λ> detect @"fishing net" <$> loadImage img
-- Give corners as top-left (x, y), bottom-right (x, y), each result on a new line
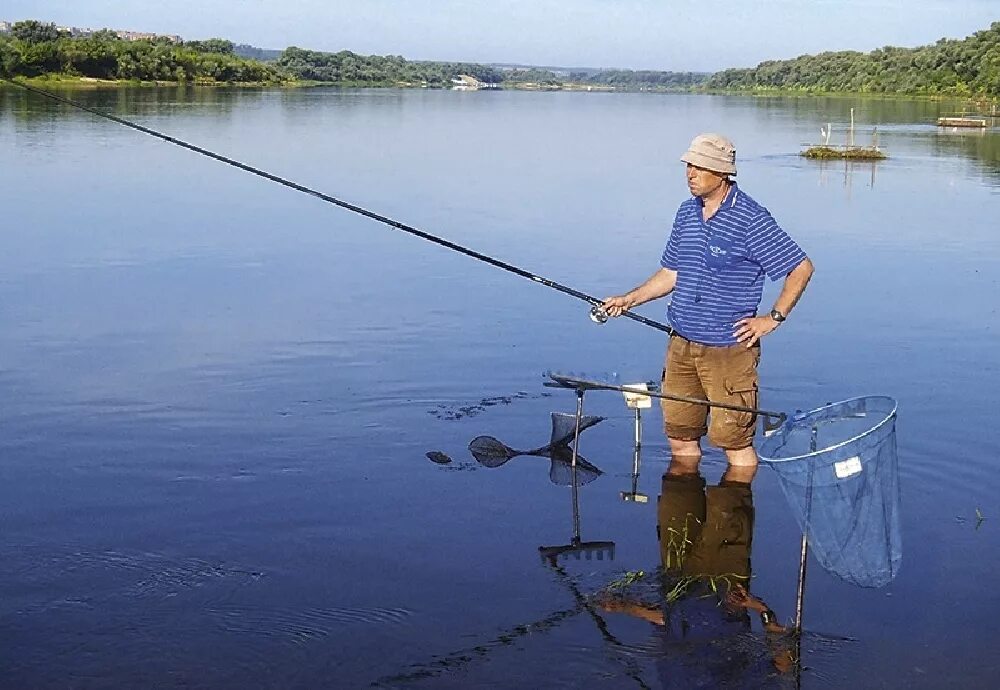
top-left (759, 396), bottom-right (901, 588)
top-left (468, 413), bottom-right (604, 486)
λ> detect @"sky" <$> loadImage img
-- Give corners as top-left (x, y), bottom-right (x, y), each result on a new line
top-left (5, 1), bottom-right (999, 72)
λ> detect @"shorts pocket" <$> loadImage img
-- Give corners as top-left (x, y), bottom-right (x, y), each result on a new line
top-left (723, 377), bottom-right (758, 431)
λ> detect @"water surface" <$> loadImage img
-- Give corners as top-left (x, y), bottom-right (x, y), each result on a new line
top-left (2, 86), bottom-right (999, 688)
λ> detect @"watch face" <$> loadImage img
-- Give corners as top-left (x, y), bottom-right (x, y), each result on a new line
top-left (770, 310), bottom-right (785, 322)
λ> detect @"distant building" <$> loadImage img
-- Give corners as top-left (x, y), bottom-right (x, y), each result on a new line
top-left (450, 74), bottom-right (501, 90)
top-left (0, 19), bottom-right (180, 42)
top-left (115, 30), bottom-right (181, 42)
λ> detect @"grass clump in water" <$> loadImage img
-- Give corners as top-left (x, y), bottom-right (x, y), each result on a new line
top-left (802, 145), bottom-right (887, 160)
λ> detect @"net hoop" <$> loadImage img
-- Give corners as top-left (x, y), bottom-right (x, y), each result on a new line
top-left (759, 395), bottom-right (897, 464)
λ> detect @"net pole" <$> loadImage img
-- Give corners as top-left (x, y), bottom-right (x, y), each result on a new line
top-left (794, 426), bottom-right (819, 682)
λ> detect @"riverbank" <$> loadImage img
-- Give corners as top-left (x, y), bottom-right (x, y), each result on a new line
top-left (5, 74), bottom-right (996, 106)
top-left (1, 74), bottom-right (294, 88)
top-left (701, 86), bottom-right (998, 104)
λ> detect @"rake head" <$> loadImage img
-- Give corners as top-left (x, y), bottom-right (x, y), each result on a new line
top-left (539, 540), bottom-right (616, 565)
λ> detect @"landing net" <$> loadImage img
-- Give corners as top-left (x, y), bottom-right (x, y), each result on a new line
top-left (759, 396), bottom-right (901, 588)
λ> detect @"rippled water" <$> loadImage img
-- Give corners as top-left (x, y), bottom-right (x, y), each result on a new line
top-left (2, 85), bottom-right (999, 688)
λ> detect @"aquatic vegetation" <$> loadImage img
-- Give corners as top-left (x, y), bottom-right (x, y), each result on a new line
top-left (661, 515), bottom-right (699, 570)
top-left (605, 570), bottom-right (646, 590)
top-left (802, 146), bottom-right (887, 160)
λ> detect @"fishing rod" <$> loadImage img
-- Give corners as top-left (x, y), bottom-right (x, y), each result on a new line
top-left (4, 77), bottom-right (671, 335)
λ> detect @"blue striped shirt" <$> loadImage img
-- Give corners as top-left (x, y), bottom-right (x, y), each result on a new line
top-left (660, 184), bottom-right (806, 346)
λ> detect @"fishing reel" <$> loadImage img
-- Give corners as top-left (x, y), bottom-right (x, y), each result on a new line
top-left (589, 304), bottom-right (609, 324)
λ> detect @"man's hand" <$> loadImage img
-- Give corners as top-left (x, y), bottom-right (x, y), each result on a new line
top-left (601, 294), bottom-right (635, 318)
top-left (734, 315), bottom-right (779, 347)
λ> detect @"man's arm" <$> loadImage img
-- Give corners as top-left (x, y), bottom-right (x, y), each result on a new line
top-left (771, 257), bottom-right (815, 319)
top-left (734, 258), bottom-right (815, 347)
top-left (602, 268), bottom-right (678, 317)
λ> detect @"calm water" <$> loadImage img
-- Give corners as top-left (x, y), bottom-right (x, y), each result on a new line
top-left (2, 86), bottom-right (999, 688)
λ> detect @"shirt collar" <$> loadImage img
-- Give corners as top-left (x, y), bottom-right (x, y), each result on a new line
top-left (695, 181), bottom-right (739, 208)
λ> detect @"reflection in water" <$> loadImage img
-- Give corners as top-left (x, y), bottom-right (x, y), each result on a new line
top-left (814, 158), bottom-right (880, 194)
top-left (397, 432), bottom-right (851, 687)
top-left (598, 457), bottom-right (797, 687)
top-left (0, 84), bottom-right (254, 129)
top-left (466, 412), bottom-right (605, 485)
top-left (932, 127), bottom-right (1000, 179)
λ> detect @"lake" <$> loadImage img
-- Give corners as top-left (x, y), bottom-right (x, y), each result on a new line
top-left (1, 85), bottom-right (999, 688)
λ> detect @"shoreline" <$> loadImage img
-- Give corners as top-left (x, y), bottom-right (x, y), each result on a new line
top-left (2, 75), bottom-right (994, 103)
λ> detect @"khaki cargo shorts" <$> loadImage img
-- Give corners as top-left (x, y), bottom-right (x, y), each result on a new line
top-left (661, 334), bottom-right (761, 450)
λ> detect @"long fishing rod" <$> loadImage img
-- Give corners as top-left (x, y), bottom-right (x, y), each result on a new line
top-left (4, 78), bottom-right (671, 335)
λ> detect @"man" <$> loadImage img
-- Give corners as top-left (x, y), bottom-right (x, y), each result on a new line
top-left (603, 133), bottom-right (814, 468)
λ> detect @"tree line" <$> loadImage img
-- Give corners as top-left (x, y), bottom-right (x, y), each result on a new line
top-left (0, 20), bottom-right (286, 83)
top-left (276, 46), bottom-right (505, 85)
top-left (5, 18), bottom-right (1000, 96)
top-left (708, 21), bottom-right (1000, 97)
top-left (0, 19), bottom-right (709, 90)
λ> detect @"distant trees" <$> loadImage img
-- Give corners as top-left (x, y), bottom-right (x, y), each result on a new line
top-left (184, 38), bottom-right (234, 55)
top-left (277, 47), bottom-right (506, 85)
top-left (6, 16), bottom-right (1000, 96)
top-left (0, 23), bottom-right (286, 83)
top-left (275, 49), bottom-right (705, 90)
top-left (11, 20), bottom-right (64, 44)
top-left (571, 69), bottom-right (708, 89)
top-left (708, 21), bottom-right (1000, 97)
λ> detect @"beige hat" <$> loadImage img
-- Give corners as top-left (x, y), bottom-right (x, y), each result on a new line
top-left (680, 133), bottom-right (737, 175)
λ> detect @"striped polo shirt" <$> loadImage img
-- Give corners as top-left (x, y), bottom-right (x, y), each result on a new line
top-left (660, 183), bottom-right (806, 346)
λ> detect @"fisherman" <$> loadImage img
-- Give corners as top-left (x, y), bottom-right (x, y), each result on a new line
top-left (602, 133), bottom-right (814, 467)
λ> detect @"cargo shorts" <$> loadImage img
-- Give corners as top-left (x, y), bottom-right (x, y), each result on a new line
top-left (661, 334), bottom-right (761, 450)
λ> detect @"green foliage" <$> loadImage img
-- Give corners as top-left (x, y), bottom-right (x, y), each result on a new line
top-left (0, 36), bottom-right (22, 77)
top-left (277, 46), bottom-right (504, 85)
top-left (0, 24), bottom-right (287, 83)
top-left (504, 68), bottom-right (564, 85)
top-left (184, 38), bottom-right (234, 55)
top-left (569, 69), bottom-right (709, 89)
top-left (11, 20), bottom-right (63, 45)
top-left (802, 146), bottom-right (887, 160)
top-left (708, 21), bottom-right (1000, 97)
top-left (605, 570), bottom-right (646, 590)
top-left (275, 49), bottom-right (708, 90)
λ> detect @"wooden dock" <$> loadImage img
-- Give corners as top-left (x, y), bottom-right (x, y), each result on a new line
top-left (937, 116), bottom-right (988, 128)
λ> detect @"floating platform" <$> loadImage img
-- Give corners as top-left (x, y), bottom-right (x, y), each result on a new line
top-left (937, 117), bottom-right (988, 128)
top-left (801, 145), bottom-right (886, 161)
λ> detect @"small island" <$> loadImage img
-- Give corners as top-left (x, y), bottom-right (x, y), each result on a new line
top-left (801, 109), bottom-right (887, 160)
top-left (802, 146), bottom-right (887, 160)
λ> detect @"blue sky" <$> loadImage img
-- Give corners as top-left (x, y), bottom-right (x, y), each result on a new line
top-left (5, 1), bottom-right (999, 71)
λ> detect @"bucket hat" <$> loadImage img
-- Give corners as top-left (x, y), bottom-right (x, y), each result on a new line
top-left (681, 133), bottom-right (737, 175)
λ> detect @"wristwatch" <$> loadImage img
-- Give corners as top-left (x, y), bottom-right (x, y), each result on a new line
top-left (769, 309), bottom-right (786, 323)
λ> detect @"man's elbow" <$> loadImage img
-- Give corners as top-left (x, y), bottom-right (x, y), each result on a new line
top-left (795, 257), bottom-right (815, 281)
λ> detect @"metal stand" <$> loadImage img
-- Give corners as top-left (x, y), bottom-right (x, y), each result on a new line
top-left (539, 384), bottom-right (614, 564)
top-left (570, 389), bottom-right (584, 544)
top-left (621, 386), bottom-right (652, 504)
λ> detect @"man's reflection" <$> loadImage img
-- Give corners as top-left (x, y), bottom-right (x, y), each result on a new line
top-left (599, 455), bottom-right (794, 685)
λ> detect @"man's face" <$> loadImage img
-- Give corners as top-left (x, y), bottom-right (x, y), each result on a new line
top-left (686, 163), bottom-right (728, 198)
